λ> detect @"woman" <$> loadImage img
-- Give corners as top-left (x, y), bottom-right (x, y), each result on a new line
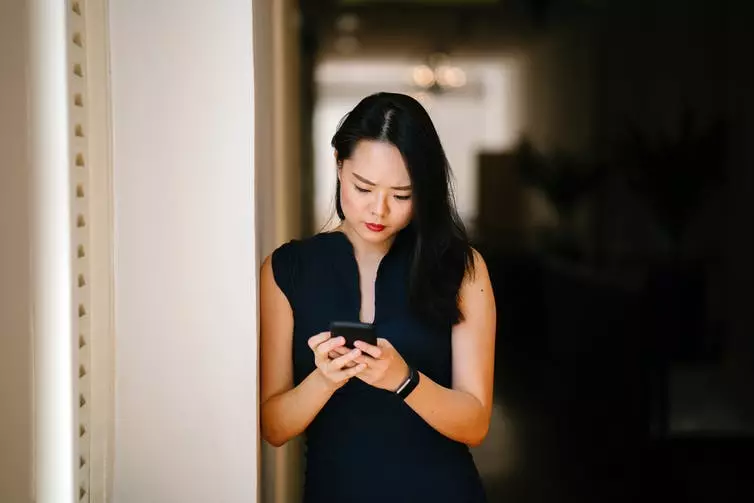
top-left (260, 92), bottom-right (496, 502)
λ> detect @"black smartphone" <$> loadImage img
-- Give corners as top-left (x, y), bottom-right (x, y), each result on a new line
top-left (329, 321), bottom-right (377, 349)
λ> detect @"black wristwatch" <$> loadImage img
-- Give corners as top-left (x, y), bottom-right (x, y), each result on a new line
top-left (395, 366), bottom-right (420, 400)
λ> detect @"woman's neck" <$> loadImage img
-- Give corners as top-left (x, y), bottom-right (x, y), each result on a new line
top-left (337, 222), bottom-right (395, 264)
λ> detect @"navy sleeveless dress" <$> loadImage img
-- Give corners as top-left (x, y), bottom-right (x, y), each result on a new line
top-left (271, 229), bottom-right (487, 503)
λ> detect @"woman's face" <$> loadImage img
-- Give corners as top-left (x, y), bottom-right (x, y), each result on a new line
top-left (338, 140), bottom-right (414, 246)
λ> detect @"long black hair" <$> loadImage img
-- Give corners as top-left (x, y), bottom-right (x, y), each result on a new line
top-left (331, 92), bottom-right (474, 327)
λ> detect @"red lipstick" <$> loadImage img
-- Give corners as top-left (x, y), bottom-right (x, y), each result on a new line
top-left (365, 223), bottom-right (386, 232)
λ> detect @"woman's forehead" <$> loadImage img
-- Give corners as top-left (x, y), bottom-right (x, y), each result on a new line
top-left (345, 141), bottom-right (410, 185)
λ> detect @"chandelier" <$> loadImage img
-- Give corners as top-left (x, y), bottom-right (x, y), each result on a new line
top-left (412, 53), bottom-right (467, 94)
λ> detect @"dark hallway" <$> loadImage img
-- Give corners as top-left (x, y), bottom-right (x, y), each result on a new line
top-left (300, 0), bottom-right (754, 501)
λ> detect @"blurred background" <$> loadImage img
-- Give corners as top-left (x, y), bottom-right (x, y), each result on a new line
top-left (265, 0), bottom-right (754, 501)
top-left (0, 0), bottom-right (751, 501)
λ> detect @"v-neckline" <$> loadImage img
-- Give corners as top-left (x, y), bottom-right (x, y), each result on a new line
top-left (327, 230), bottom-right (402, 325)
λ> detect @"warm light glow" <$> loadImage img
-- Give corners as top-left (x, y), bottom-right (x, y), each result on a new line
top-left (413, 65), bottom-right (436, 88)
top-left (413, 55), bottom-right (466, 91)
top-left (438, 66), bottom-right (467, 88)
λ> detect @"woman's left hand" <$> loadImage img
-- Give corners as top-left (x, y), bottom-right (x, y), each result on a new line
top-left (353, 338), bottom-right (409, 392)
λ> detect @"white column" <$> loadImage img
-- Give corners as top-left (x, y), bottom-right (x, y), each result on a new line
top-left (27, 0), bottom-right (75, 502)
top-left (109, 0), bottom-right (258, 501)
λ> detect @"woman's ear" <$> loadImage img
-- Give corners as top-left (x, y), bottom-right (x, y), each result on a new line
top-left (335, 151), bottom-right (343, 182)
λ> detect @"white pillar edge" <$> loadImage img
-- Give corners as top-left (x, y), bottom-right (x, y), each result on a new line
top-left (84, 0), bottom-right (116, 500)
top-left (28, 1), bottom-right (75, 502)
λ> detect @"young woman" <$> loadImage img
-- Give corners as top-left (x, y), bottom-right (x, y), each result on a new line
top-left (260, 92), bottom-right (496, 502)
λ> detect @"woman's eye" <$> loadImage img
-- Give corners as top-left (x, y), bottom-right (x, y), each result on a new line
top-left (354, 185), bottom-right (370, 193)
top-left (394, 195), bottom-right (412, 201)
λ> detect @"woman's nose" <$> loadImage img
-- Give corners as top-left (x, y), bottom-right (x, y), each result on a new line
top-left (371, 193), bottom-right (388, 217)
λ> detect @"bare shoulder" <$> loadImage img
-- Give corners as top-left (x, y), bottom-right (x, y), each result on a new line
top-left (457, 248), bottom-right (496, 332)
top-left (260, 253), bottom-right (274, 285)
top-left (463, 247), bottom-right (491, 288)
top-left (260, 251), bottom-right (288, 303)
top-left (260, 252), bottom-right (273, 273)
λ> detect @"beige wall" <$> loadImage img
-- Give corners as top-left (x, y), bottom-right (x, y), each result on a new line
top-left (0, 1), bottom-right (32, 501)
top-left (255, 0), bottom-right (302, 251)
top-left (83, 0), bottom-right (117, 499)
top-left (254, 1), bottom-right (305, 501)
top-left (109, 1), bottom-right (258, 501)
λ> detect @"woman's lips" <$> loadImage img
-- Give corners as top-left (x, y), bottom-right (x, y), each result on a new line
top-left (365, 222), bottom-right (386, 232)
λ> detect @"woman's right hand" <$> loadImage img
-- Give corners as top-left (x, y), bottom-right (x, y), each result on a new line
top-left (328, 345), bottom-right (359, 368)
top-left (308, 332), bottom-right (366, 390)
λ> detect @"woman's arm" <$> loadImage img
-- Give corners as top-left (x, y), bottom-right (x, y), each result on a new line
top-left (405, 250), bottom-right (496, 446)
top-left (354, 249), bottom-right (497, 446)
top-left (259, 255), bottom-right (364, 447)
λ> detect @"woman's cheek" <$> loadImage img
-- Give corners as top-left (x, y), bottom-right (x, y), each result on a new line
top-left (340, 185), bottom-right (358, 215)
top-left (398, 202), bottom-right (413, 225)
top-left (340, 185), bottom-right (351, 209)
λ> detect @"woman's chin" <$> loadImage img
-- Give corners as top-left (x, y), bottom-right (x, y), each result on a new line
top-left (357, 226), bottom-right (395, 244)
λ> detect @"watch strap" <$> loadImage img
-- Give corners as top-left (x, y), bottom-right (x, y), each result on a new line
top-left (395, 366), bottom-right (420, 400)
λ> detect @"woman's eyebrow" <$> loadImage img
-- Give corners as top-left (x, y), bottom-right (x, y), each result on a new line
top-left (353, 172), bottom-right (412, 191)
